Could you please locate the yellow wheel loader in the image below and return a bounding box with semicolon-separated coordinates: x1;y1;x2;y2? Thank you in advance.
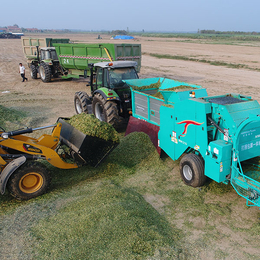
0;118;117;200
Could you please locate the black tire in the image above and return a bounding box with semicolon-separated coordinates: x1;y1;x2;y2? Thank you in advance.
74;91;91;114
30;64;37;79
7;161;51;200
39;63;51;82
179;153;206;187
92;93;119;127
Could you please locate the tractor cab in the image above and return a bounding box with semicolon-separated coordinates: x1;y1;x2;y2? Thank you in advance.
40;47;59;63
92;61;138;91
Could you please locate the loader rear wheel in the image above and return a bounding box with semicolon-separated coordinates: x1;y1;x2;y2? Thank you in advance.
30;64;37;79
7;161;51;200
92;93;119;127
74;91;91;114
39;63;51;82
180;153;206;187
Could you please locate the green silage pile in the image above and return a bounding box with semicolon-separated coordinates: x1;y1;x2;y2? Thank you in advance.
163;85;194;92
109;131;160;168
129;79;161;91
153;91;164;99
67;113;120;143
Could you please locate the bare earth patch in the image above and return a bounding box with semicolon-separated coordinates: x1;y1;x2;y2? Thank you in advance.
1;34;260;259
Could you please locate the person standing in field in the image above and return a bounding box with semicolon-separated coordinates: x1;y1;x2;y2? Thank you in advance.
19;63;28;82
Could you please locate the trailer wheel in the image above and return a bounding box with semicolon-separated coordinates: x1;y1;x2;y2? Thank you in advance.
7;161;51;200
39;63;51;82
92;93;119;127
30;64;37;79
179;153;206;187
74;91;91;114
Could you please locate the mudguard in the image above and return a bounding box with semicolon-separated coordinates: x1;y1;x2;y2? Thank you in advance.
0;156;26;194
94;88;120;102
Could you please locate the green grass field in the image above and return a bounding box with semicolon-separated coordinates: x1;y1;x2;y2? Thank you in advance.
1;92;260;259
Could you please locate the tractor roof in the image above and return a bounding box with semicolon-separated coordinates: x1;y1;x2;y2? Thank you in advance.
94;61;137;69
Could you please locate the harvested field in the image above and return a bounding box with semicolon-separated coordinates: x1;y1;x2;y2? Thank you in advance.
1;34;260;260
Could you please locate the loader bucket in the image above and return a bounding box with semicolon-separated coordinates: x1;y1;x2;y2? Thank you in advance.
125;116;161;154
58;118;118;167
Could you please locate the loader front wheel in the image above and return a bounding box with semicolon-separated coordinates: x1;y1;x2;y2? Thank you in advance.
39;63;51;82
7;162;51;200
74;91;91;114
180;153;206;187
92;93;119;127
30;64;37;79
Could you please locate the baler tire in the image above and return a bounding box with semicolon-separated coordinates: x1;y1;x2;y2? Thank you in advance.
30;64;37;79
74;91;90;114
7;161;51;200
39;63;51;82
92;93;119;127
179;153;206;187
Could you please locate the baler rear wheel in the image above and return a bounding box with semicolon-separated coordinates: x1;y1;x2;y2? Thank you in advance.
39;63;51;82
7;161;51;200
74;91;90;114
92;93;119;127
179;153;206;187
30;64;37;79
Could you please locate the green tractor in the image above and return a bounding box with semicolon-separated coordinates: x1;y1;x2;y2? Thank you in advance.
30;46;66;82
74;61;138;127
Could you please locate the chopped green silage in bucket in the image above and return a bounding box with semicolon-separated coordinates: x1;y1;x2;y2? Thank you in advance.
67;113;120;143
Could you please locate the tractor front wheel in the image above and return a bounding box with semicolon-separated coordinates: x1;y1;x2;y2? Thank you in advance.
7;161;51;200
92;93;119;127
39;63;51;82
179;153;206;187
30;64;37;79
74;91;91;114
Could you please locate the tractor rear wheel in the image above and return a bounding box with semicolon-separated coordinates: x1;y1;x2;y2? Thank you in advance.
179;153;206;187
39;63;51;82
74;91;91;114
92;93;119;127
30;64;37;79
7;161;51;200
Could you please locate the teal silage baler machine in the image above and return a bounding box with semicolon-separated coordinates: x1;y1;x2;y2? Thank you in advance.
124;77;260;207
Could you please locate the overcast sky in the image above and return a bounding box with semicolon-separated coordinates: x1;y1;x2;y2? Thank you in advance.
1;0;260;32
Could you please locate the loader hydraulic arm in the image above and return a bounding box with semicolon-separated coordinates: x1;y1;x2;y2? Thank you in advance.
1;125;56;139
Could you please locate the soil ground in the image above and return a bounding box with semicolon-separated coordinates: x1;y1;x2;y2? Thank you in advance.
1;34;260;126
1;34;260;259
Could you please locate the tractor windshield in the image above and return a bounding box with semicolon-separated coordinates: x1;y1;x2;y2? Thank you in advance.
109;67;138;88
40;49;58;61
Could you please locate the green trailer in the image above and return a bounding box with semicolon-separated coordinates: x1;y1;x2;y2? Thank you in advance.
53;43;141;79
21;38;141;83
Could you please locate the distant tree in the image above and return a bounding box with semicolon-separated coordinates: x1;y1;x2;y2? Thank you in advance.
13;24;19;28
111;30;127;35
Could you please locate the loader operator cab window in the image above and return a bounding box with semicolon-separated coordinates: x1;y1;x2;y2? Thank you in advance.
109;67;138;89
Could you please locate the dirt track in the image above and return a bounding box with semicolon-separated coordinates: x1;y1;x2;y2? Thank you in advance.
1;34;260;259
1;34;260;127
